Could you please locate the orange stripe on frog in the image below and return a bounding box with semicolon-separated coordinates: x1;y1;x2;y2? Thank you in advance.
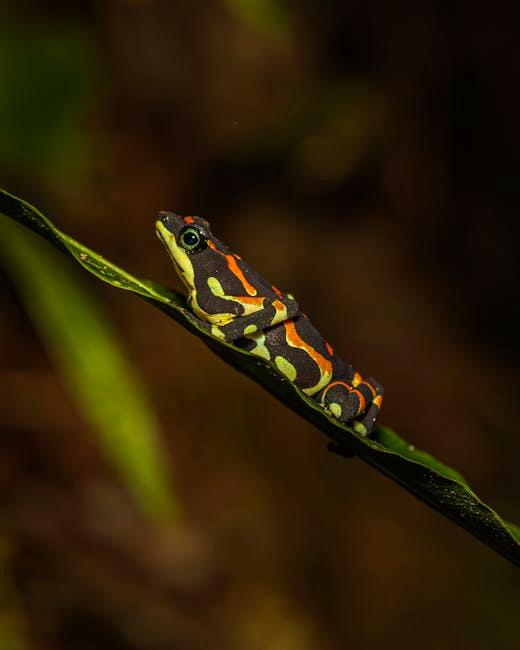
184;216;195;224
359;380;377;398
208;240;257;296
372;395;383;409
322;380;365;416
325;341;334;356
352;372;377;398
234;296;265;306
351;389;366;415
272;284;283;298
323;379;349;394
284;320;332;377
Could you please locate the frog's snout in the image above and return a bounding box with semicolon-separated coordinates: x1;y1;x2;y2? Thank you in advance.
156;210;178;232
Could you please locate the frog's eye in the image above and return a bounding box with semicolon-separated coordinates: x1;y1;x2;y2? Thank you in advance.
179;226;206;253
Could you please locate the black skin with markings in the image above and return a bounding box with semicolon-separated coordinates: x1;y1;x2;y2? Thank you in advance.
156;212;383;435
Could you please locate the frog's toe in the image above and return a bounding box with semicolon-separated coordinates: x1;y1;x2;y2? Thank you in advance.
352;392;384;437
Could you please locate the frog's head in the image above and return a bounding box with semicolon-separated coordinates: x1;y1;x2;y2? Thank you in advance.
155;211;225;293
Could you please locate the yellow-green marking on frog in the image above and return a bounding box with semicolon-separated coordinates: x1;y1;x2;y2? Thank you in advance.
207;276;225;296
274;355;297;382
328;402;342;418
246;331;270;360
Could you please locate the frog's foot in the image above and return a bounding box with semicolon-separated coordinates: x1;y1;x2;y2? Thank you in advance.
351;378;383;437
321;377;383;437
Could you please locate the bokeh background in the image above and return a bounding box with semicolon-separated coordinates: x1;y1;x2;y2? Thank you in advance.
1;2;519;648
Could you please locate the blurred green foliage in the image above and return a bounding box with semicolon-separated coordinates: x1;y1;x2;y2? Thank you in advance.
0;10;176;523
0;217;178;522
225;0;290;37
0;12;97;181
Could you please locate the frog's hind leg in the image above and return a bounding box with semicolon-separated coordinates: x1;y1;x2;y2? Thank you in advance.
320;375;383;436
351;377;384;436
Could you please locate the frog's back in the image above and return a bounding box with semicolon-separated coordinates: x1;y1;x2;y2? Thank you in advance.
239;313;353;396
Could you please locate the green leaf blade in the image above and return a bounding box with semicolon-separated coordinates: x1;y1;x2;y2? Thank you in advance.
0;210;179;522
1;187;518;566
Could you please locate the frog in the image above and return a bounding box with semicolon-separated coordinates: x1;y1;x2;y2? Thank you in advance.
155;211;383;435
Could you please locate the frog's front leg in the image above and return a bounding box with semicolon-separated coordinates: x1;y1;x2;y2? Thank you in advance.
184;305;214;336
219;296;299;342
320;375;383;436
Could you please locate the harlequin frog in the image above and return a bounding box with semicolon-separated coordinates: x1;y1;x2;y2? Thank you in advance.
156;212;383;435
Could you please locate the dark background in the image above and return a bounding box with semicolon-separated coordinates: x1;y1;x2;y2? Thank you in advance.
1;2;519;648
